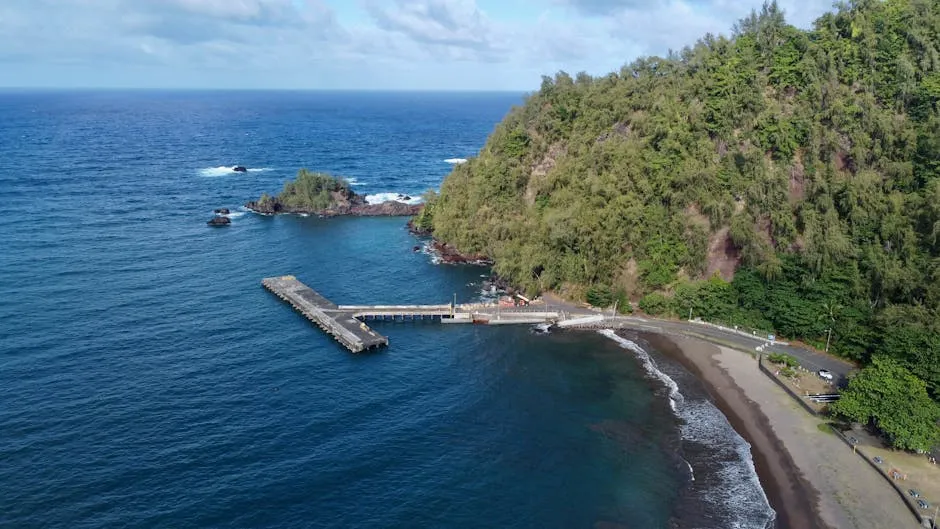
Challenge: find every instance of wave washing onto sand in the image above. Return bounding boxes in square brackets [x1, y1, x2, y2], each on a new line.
[365, 193, 423, 205]
[598, 330, 776, 529]
[601, 330, 683, 413]
[444, 158, 468, 164]
[199, 166, 272, 177]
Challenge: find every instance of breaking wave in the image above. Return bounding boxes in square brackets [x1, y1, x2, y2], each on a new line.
[199, 166, 272, 177]
[365, 192, 423, 205]
[210, 207, 248, 220]
[444, 158, 468, 164]
[598, 330, 776, 529]
[600, 330, 681, 412]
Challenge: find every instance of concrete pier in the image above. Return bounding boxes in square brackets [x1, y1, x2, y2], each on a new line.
[262, 276, 389, 353]
[262, 275, 565, 353]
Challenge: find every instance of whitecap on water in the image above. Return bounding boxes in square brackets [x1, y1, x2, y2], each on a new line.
[444, 158, 468, 164]
[209, 209, 247, 220]
[365, 192, 423, 205]
[199, 166, 272, 177]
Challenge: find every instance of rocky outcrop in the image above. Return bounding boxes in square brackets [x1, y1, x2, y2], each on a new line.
[406, 218, 433, 236]
[349, 201, 421, 216]
[405, 221, 491, 265]
[429, 240, 492, 265]
[207, 216, 231, 226]
[482, 273, 513, 292]
[214, 208, 230, 215]
[247, 169, 423, 217]
[233, 166, 247, 173]
[245, 194, 422, 217]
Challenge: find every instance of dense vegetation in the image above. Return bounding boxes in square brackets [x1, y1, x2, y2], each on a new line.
[256, 169, 352, 211]
[831, 357, 940, 451]
[426, 0, 940, 402]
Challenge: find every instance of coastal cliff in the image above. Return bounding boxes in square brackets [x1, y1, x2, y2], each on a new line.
[246, 169, 421, 217]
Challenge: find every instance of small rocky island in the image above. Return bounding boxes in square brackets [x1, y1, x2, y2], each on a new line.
[246, 168, 489, 265]
[246, 169, 421, 217]
[207, 216, 231, 226]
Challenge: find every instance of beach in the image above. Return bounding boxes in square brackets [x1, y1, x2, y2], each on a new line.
[636, 331, 918, 529]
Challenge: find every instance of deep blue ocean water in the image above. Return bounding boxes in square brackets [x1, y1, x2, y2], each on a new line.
[0, 91, 772, 528]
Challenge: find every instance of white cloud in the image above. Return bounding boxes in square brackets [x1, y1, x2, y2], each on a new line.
[558, 0, 662, 16]
[0, 0, 843, 89]
[365, 0, 511, 60]
[159, 0, 296, 20]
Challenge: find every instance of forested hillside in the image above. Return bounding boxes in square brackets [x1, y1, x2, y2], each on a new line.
[425, 0, 940, 393]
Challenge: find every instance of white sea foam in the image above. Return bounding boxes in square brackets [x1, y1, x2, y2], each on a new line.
[199, 166, 272, 177]
[365, 192, 423, 205]
[597, 330, 776, 529]
[210, 209, 247, 219]
[532, 322, 553, 334]
[599, 330, 682, 412]
[345, 177, 365, 186]
[426, 243, 442, 264]
[200, 166, 236, 177]
[444, 158, 468, 164]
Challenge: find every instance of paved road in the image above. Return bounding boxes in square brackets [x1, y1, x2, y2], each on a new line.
[573, 314, 858, 386]
[538, 294, 857, 385]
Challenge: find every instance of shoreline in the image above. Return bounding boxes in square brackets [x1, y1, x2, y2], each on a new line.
[635, 331, 826, 529]
[244, 200, 422, 217]
[625, 330, 918, 529]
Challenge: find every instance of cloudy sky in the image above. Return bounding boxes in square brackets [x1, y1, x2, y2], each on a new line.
[0, 0, 834, 90]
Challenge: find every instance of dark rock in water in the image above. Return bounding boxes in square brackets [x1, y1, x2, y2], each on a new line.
[402, 195, 412, 201]
[233, 166, 248, 173]
[430, 240, 493, 265]
[245, 193, 421, 217]
[413, 245, 421, 252]
[207, 216, 231, 226]
[214, 208, 230, 215]
[349, 201, 421, 216]
[483, 273, 513, 293]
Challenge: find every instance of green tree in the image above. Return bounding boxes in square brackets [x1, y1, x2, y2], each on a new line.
[255, 169, 353, 212]
[425, 0, 940, 397]
[831, 357, 940, 451]
[411, 190, 439, 233]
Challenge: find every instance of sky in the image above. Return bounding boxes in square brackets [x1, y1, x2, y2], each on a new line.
[0, 0, 836, 90]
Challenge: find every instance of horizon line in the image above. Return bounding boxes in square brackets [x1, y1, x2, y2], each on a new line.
[0, 86, 530, 93]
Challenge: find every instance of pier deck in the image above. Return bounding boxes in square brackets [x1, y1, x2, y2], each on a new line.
[262, 276, 388, 353]
[262, 275, 567, 353]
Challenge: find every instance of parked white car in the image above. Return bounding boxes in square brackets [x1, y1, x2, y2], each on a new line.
[818, 369, 834, 381]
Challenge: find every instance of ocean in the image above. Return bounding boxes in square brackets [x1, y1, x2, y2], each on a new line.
[0, 90, 773, 528]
